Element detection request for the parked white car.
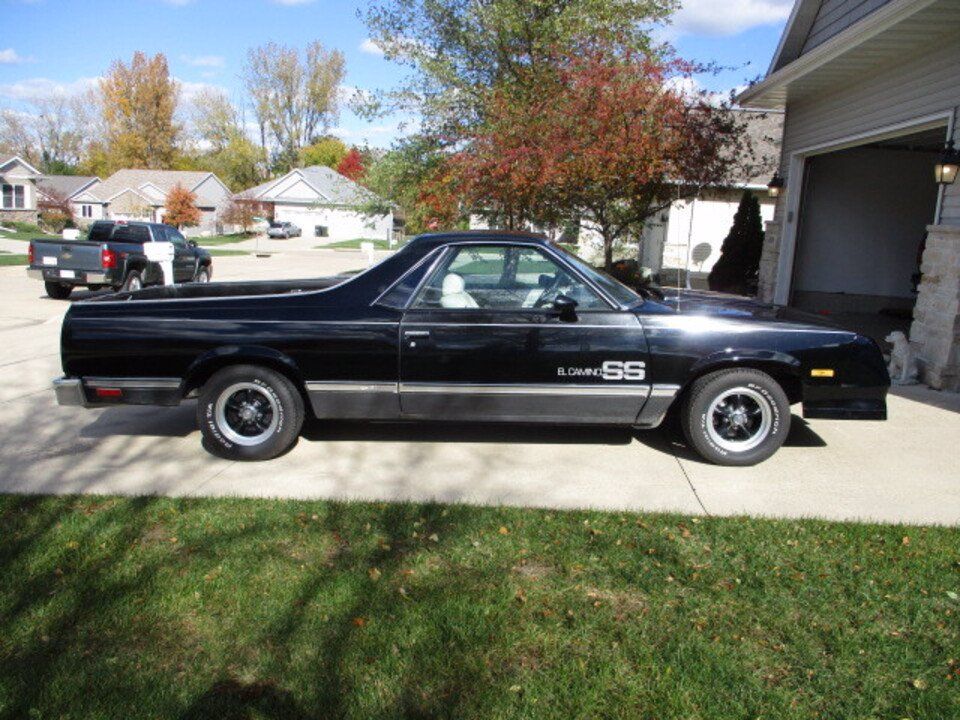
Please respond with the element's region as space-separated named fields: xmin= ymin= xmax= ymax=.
xmin=267 ymin=221 xmax=301 ymax=239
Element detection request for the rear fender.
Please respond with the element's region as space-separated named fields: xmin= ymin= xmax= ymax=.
xmin=183 ymin=346 xmax=307 ymax=401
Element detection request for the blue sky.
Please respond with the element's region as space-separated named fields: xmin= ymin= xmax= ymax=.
xmin=0 ymin=0 xmax=794 ymax=147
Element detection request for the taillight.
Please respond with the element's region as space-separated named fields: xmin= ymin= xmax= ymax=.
xmin=28 ymin=242 xmax=34 ymax=265
xmin=101 ymin=245 xmax=117 ymax=269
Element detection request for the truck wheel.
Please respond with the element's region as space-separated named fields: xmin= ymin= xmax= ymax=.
xmin=681 ymin=368 xmax=790 ymax=466
xmin=122 ymin=271 xmax=143 ymax=292
xmin=198 ymin=365 xmax=304 ymax=461
xmin=194 ymin=266 xmax=211 ymax=283
xmin=44 ymin=281 xmax=72 ymax=300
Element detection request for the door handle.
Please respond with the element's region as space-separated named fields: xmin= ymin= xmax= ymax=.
xmin=403 ymin=330 xmax=430 ymax=338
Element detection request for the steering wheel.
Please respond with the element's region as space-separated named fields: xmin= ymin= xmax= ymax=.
xmin=533 ymin=274 xmax=565 ymax=309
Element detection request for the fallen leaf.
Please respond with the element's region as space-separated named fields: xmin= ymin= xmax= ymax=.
xmin=368 ymin=567 xmax=381 ymax=581
xmin=499 ymin=526 xmax=510 ymax=535
xmin=911 ymin=678 xmax=927 ymax=690
xmin=428 ymin=533 xmax=439 ymax=543
xmin=902 ymin=536 xmax=910 ymax=546
xmin=352 ymin=617 xmax=367 ymax=627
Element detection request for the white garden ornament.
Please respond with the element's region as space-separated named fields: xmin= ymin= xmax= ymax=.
xmin=885 ymin=331 xmax=918 ymax=385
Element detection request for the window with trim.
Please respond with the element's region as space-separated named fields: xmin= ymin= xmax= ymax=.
xmin=81 ymin=204 xmax=93 ymax=218
xmin=2 ymin=184 xmax=25 ymax=209
xmin=412 ymin=245 xmax=608 ymax=311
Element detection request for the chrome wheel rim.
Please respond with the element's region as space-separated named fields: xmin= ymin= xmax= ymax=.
xmin=127 ymin=276 xmax=141 ymax=291
xmin=706 ymin=386 xmax=772 ymax=453
xmin=214 ymin=382 xmax=279 ymax=446
xmin=198 ymin=270 xmax=209 ymax=283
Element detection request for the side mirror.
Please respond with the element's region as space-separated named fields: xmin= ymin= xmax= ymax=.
xmin=552 ymin=294 xmax=579 ymax=321
xmin=188 ymin=240 xmax=198 ymax=249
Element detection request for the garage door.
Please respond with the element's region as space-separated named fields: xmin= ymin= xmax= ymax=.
xmin=274 ymin=207 xmax=327 ymax=238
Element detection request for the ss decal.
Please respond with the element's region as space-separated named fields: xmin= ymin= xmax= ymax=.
xmin=602 ymin=361 xmax=646 ymax=381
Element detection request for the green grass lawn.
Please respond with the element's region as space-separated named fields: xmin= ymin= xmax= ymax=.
xmin=320 ymin=238 xmax=405 ymax=251
xmin=205 ymin=248 xmax=250 ymax=257
xmin=198 ymin=233 xmax=255 ymax=246
xmin=0 ymin=252 xmax=29 ymax=265
xmin=1 ymin=495 xmax=957 ymax=719
xmin=0 ymin=225 xmax=61 ymax=241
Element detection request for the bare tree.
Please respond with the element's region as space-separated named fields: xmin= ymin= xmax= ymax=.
xmin=243 ymin=41 xmax=345 ymax=171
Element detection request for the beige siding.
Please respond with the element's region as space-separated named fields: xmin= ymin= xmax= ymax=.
xmin=800 ymin=0 xmax=894 ymax=53
xmin=779 ymin=34 xmax=960 ymax=226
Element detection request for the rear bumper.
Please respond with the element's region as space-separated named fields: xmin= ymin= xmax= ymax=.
xmin=52 ymin=376 xmax=182 ymax=408
xmin=802 ymin=384 xmax=888 ymax=420
xmin=28 ymin=267 xmax=111 ymax=285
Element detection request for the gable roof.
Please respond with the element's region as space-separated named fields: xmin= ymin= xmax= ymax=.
xmin=0 ymin=155 xmax=42 ymax=177
xmin=239 ymin=165 xmax=381 ymax=206
xmin=738 ymin=0 xmax=954 ymax=109
xmin=36 ymin=175 xmax=99 ymax=201
xmin=95 ymin=169 xmax=224 ymax=206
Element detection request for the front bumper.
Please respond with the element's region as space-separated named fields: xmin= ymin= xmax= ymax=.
xmin=802 ymin=384 xmax=888 ymax=420
xmin=28 ymin=268 xmax=110 ymax=285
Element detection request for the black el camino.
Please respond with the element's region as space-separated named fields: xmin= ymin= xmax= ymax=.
xmin=53 ymin=231 xmax=889 ymax=466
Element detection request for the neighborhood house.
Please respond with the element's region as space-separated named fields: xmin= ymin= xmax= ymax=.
xmin=739 ymin=0 xmax=960 ymax=391
xmin=0 ymin=159 xmax=234 ymax=236
xmin=237 ymin=165 xmax=399 ymax=243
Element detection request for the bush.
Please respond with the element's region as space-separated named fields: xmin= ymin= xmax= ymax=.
xmin=708 ymin=191 xmax=764 ymax=295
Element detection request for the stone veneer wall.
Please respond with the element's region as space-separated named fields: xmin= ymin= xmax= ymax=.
xmin=0 ymin=209 xmax=39 ymax=225
xmin=910 ymin=224 xmax=960 ymax=391
xmin=757 ymin=220 xmax=782 ymax=304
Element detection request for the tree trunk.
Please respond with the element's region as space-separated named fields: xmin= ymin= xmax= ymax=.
xmin=602 ymin=230 xmax=614 ymax=271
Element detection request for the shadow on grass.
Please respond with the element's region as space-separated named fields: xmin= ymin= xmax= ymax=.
xmin=0 ymin=492 xmax=500 ymax=719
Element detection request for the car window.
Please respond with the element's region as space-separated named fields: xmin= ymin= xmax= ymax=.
xmin=165 ymin=227 xmax=186 ymax=246
xmin=553 ymin=244 xmax=643 ymax=307
xmin=412 ymin=245 xmax=608 ymax=311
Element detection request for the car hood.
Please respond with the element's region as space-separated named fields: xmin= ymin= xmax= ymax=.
xmin=656 ymin=288 xmax=845 ymax=330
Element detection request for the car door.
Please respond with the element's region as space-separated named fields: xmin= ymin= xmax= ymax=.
xmin=399 ymin=243 xmax=651 ymax=424
xmin=164 ymin=227 xmax=195 ymax=282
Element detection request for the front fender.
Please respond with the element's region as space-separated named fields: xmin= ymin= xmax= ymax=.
xmin=685 ymin=348 xmax=803 ymax=403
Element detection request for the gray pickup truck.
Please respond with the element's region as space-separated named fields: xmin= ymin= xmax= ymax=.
xmin=27 ymin=220 xmax=213 ymax=299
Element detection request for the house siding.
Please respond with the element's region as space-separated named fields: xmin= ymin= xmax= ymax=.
xmin=777 ymin=34 xmax=960 ymax=225
xmin=800 ymin=0 xmax=895 ymax=54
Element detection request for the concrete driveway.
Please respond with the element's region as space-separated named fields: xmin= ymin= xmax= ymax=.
xmin=1 ymin=250 xmax=958 ymax=526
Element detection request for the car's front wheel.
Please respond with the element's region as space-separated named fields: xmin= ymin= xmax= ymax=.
xmin=194 ymin=266 xmax=211 ymax=283
xmin=681 ymin=368 xmax=790 ymax=466
xmin=198 ymin=364 xmax=304 ymax=461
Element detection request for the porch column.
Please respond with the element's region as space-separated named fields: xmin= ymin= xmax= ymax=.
xmin=757 ymin=220 xmax=782 ymax=303
xmin=910 ymin=224 xmax=960 ymax=391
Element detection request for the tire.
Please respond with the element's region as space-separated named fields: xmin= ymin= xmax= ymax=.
xmin=194 ymin=266 xmax=211 ymax=283
xmin=198 ymin=365 xmax=304 ymax=461
xmin=681 ymin=368 xmax=791 ymax=466
xmin=122 ymin=270 xmax=143 ymax=292
xmin=44 ymin=281 xmax=73 ymax=300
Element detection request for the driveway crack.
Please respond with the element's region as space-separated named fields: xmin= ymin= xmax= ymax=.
xmin=671 ymin=451 xmax=709 ymax=516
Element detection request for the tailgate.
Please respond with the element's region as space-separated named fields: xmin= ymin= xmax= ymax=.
xmin=32 ymin=240 xmax=103 ymax=273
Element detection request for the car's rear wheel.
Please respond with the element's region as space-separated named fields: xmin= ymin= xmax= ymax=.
xmin=44 ymin=281 xmax=72 ymax=300
xmin=122 ymin=270 xmax=143 ymax=292
xmin=681 ymin=368 xmax=790 ymax=466
xmin=194 ymin=266 xmax=211 ymax=283
xmin=198 ymin=365 xmax=304 ymax=461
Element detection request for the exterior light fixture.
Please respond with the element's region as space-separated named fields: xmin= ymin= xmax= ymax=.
xmin=935 ymin=139 xmax=959 ymax=185
xmin=767 ymin=172 xmax=785 ymax=198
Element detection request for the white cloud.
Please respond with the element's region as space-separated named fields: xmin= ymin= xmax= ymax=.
xmin=359 ymin=38 xmax=384 ymax=56
xmin=175 ymin=79 xmax=230 ymax=103
xmin=0 ymin=48 xmax=31 ymax=65
xmin=671 ymin=0 xmax=792 ymax=37
xmin=0 ymin=76 xmax=100 ymax=101
xmin=181 ymin=54 xmax=225 ymax=68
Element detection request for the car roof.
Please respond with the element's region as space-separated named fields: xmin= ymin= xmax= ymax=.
xmin=408 ymin=230 xmax=549 ymax=251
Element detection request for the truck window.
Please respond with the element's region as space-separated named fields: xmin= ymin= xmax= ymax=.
xmin=87 ymin=223 xmax=114 ymax=243
xmin=112 ymin=225 xmax=151 ymax=244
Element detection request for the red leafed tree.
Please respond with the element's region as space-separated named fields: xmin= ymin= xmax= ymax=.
xmin=447 ymin=47 xmax=753 ymax=269
xmin=164 ymin=184 xmax=201 ymax=229
xmin=337 ymin=148 xmax=365 ymax=181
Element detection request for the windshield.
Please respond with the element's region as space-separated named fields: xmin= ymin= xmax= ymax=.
xmin=269 ymin=222 xmax=283 ymax=228
xmin=553 ymin=244 xmax=643 ymax=307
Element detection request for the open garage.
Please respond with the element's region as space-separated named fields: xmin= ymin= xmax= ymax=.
xmin=789 ymin=125 xmax=945 ymax=341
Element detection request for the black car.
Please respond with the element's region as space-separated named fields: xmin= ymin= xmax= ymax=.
xmin=52 ymin=231 xmax=889 ymax=465
xmin=27 ymin=220 xmax=213 ymax=298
